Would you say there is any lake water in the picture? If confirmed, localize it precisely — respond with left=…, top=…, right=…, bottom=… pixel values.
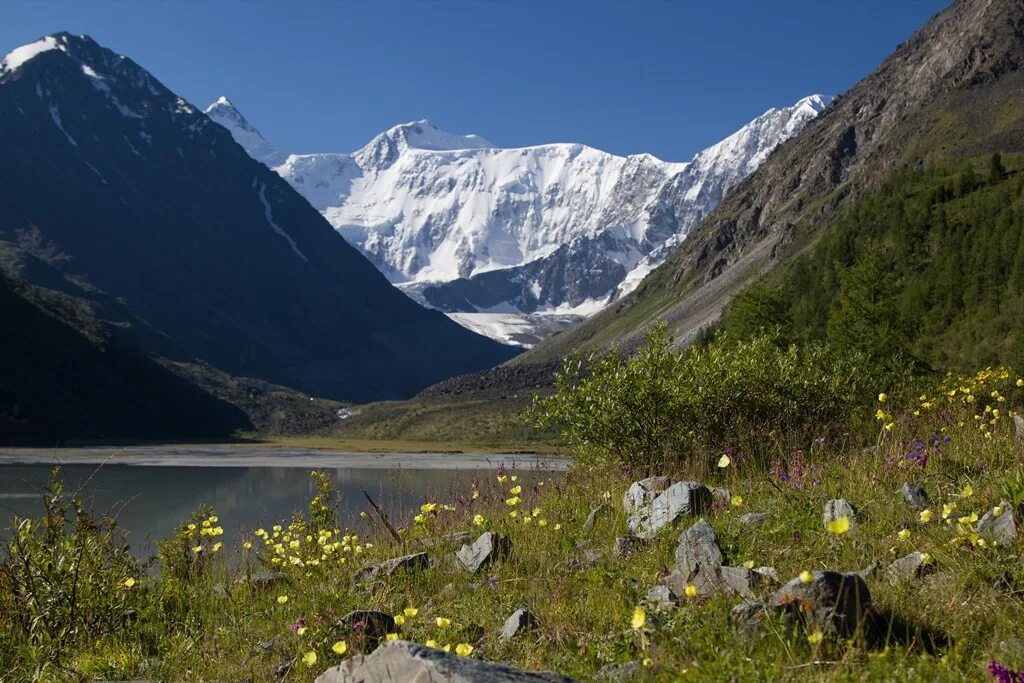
left=0, top=448, right=568, bottom=557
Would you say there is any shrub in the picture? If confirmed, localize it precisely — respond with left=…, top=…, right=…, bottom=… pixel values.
left=531, top=323, right=880, bottom=472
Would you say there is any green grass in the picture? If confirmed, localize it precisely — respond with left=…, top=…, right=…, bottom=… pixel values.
left=3, top=373, right=1024, bottom=681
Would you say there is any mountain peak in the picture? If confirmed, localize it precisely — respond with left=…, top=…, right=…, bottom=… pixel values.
left=354, top=118, right=494, bottom=168
left=204, top=96, right=285, bottom=166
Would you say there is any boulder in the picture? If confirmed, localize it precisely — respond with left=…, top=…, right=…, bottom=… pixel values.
left=499, top=607, right=539, bottom=641
left=581, top=504, right=610, bottom=533
left=338, top=610, right=396, bottom=643
left=977, top=501, right=1020, bottom=546
left=612, top=535, right=645, bottom=558
left=315, top=640, right=578, bottom=682
left=674, top=519, right=723, bottom=577
left=645, top=585, right=679, bottom=608
left=665, top=563, right=766, bottom=599
left=594, top=661, right=641, bottom=682
left=887, top=551, right=933, bottom=584
left=623, top=476, right=672, bottom=516
left=738, top=513, right=769, bottom=527
left=770, top=571, right=871, bottom=636
left=823, top=499, right=858, bottom=530
left=353, top=552, right=429, bottom=584
left=1015, top=414, right=1024, bottom=441
left=901, top=483, right=929, bottom=510
left=456, top=532, right=511, bottom=573
left=711, top=487, right=732, bottom=507
left=627, top=482, right=712, bottom=539
left=731, top=600, right=768, bottom=634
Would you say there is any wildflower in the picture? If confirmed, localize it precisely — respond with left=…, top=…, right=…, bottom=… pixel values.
left=799, top=570, right=814, bottom=584
left=386, top=633, right=399, bottom=641
left=212, top=541, right=223, bottom=552
left=505, top=496, right=521, bottom=506
left=331, top=641, right=347, bottom=655
left=717, top=454, right=731, bottom=468
left=243, top=541, right=252, bottom=550
left=404, top=607, right=419, bottom=618
left=296, top=626, right=307, bottom=636
left=742, top=560, right=755, bottom=569
left=960, top=484, right=974, bottom=498
left=920, top=552, right=933, bottom=565
left=942, top=503, right=956, bottom=519
left=192, top=545, right=203, bottom=553
left=472, top=490, right=480, bottom=500
left=807, top=630, right=824, bottom=644
left=511, top=475, right=518, bottom=482
left=277, top=595, right=289, bottom=604
left=919, top=509, right=933, bottom=523
left=826, top=516, right=851, bottom=535
left=436, top=617, right=451, bottom=628
left=425, top=639, right=439, bottom=648
left=731, top=495, right=743, bottom=507
left=509, top=511, right=519, bottom=519
left=187, top=523, right=196, bottom=532
left=421, top=503, right=438, bottom=514
left=497, top=475, right=507, bottom=483
left=642, top=657, right=654, bottom=668
left=878, top=393, right=888, bottom=403
left=538, top=519, right=548, bottom=527
left=455, top=643, right=474, bottom=657
left=122, top=577, right=136, bottom=588
left=631, top=607, right=646, bottom=629
left=394, top=615, right=406, bottom=626
left=509, top=485, right=522, bottom=495
left=414, top=514, right=426, bottom=524
left=1018, top=379, right=1024, bottom=387
left=359, top=511, right=368, bottom=518
left=522, top=516, right=532, bottom=524
left=684, top=584, right=698, bottom=598
left=302, top=651, right=317, bottom=667
left=442, top=644, right=451, bottom=653
left=994, top=505, right=1004, bottom=518
left=897, top=529, right=911, bottom=541
left=532, top=507, right=541, bottom=517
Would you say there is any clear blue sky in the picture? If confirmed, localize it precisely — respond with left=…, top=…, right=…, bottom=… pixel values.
left=4, top=0, right=949, bottom=161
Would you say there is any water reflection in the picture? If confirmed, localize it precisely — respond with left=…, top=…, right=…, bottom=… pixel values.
left=0, top=464, right=521, bottom=557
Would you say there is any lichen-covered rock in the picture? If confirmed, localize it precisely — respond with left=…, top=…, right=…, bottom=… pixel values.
left=674, top=519, right=723, bottom=576
left=623, top=477, right=672, bottom=516
left=499, top=607, right=539, bottom=641
left=823, top=499, right=858, bottom=530
left=353, top=552, right=429, bottom=584
left=770, top=571, right=871, bottom=636
left=627, top=482, right=712, bottom=539
left=315, top=640, right=578, bottom=682
left=901, top=483, right=929, bottom=510
left=732, top=600, right=768, bottom=634
left=456, top=532, right=511, bottom=573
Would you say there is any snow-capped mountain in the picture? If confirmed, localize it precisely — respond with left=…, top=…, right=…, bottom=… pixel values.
left=207, top=95, right=830, bottom=345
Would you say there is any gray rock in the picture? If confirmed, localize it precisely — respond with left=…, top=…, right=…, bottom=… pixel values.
left=666, top=563, right=766, bottom=599
left=977, top=501, right=1020, bottom=546
left=645, top=585, right=679, bottom=608
left=901, top=483, right=929, bottom=510
left=731, top=600, right=768, bottom=634
left=499, top=607, right=539, bottom=641
left=627, top=482, right=712, bottom=539
left=338, top=610, right=396, bottom=642
left=887, top=551, right=933, bottom=584
left=711, top=487, right=732, bottom=507
left=823, top=499, right=858, bottom=530
left=247, top=571, right=287, bottom=589
left=755, top=566, right=779, bottom=583
left=623, top=476, right=672, bottom=516
left=770, top=571, right=871, bottom=635
left=582, top=504, right=611, bottom=532
left=315, top=640, right=578, bottom=682
left=353, top=552, right=429, bottom=584
left=595, top=661, right=641, bottom=682
left=738, top=513, right=769, bottom=527
left=674, top=518, right=723, bottom=576
left=612, top=535, right=645, bottom=558
left=856, top=561, right=881, bottom=580
left=456, top=532, right=512, bottom=573
left=1015, top=414, right=1024, bottom=441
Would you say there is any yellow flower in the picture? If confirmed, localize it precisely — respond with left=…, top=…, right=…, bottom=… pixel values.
left=630, top=607, right=646, bottom=630
left=522, top=516, right=532, bottom=524
left=425, top=639, right=439, bottom=649
left=510, top=475, right=518, bottom=482
left=897, top=529, right=911, bottom=541
left=532, top=507, right=541, bottom=517
left=302, top=651, right=317, bottom=667
left=497, top=475, right=507, bottom=483
left=442, top=644, right=452, bottom=653
left=878, top=393, right=888, bottom=403
left=742, top=560, right=754, bottom=569
left=331, top=641, right=348, bottom=655
left=717, top=454, right=731, bottom=468
left=192, top=545, right=203, bottom=553
left=960, top=484, right=974, bottom=498
left=826, top=516, right=850, bottom=535
left=799, top=570, right=814, bottom=584
left=296, top=626, right=307, bottom=636
left=920, top=552, right=933, bottom=565
left=994, top=505, right=1004, bottom=518
left=212, top=542, right=223, bottom=552
left=942, top=503, right=956, bottom=519
left=122, top=577, right=136, bottom=588
left=277, top=595, right=289, bottom=604
left=807, top=630, right=824, bottom=644
left=510, top=485, right=522, bottom=495
left=393, top=614, right=406, bottom=627
left=642, top=657, right=654, bottom=668
left=1017, top=378, right=1023, bottom=387
left=455, top=643, right=474, bottom=657
left=386, top=633, right=399, bottom=641
left=436, top=617, right=451, bottom=628
left=684, top=584, right=698, bottom=598
left=509, top=511, right=519, bottom=519
left=505, top=496, right=522, bottom=506
left=538, top=519, right=548, bottom=527
left=919, top=509, right=933, bottom=523
left=243, top=541, right=252, bottom=550
left=731, top=495, right=743, bottom=507
left=473, top=514, right=485, bottom=526
left=187, top=523, right=196, bottom=531
left=404, top=607, right=419, bottom=618
left=553, top=523, right=561, bottom=531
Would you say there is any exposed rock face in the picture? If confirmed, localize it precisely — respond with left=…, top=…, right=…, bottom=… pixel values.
left=674, top=519, right=723, bottom=577
left=627, top=482, right=712, bottom=538
left=353, top=552, right=429, bottom=584
left=499, top=608, right=539, bottom=641
left=314, top=640, right=578, bottom=682
left=623, top=477, right=672, bottom=516
left=456, top=532, right=512, bottom=573
left=769, top=571, right=871, bottom=636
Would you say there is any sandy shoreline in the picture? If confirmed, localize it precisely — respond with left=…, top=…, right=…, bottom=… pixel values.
left=0, top=445, right=571, bottom=471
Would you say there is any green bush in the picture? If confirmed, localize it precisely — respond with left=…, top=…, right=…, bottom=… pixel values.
left=530, top=324, right=880, bottom=472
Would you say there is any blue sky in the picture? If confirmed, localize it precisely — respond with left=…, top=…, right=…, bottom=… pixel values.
left=4, top=0, right=949, bottom=161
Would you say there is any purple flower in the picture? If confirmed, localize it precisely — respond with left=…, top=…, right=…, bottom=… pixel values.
left=487, top=576, right=499, bottom=587
left=989, top=660, right=1024, bottom=683
left=289, top=618, right=307, bottom=633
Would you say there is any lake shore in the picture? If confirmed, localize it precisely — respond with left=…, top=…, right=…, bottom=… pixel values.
left=0, top=445, right=571, bottom=470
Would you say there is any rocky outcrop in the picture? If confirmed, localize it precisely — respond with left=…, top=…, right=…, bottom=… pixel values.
left=626, top=481, right=712, bottom=538
left=456, top=532, right=511, bottom=573
left=353, top=552, right=429, bottom=585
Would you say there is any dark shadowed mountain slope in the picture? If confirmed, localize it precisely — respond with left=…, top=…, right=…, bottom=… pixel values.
left=0, top=33, right=518, bottom=405
left=520, top=0, right=1024, bottom=364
